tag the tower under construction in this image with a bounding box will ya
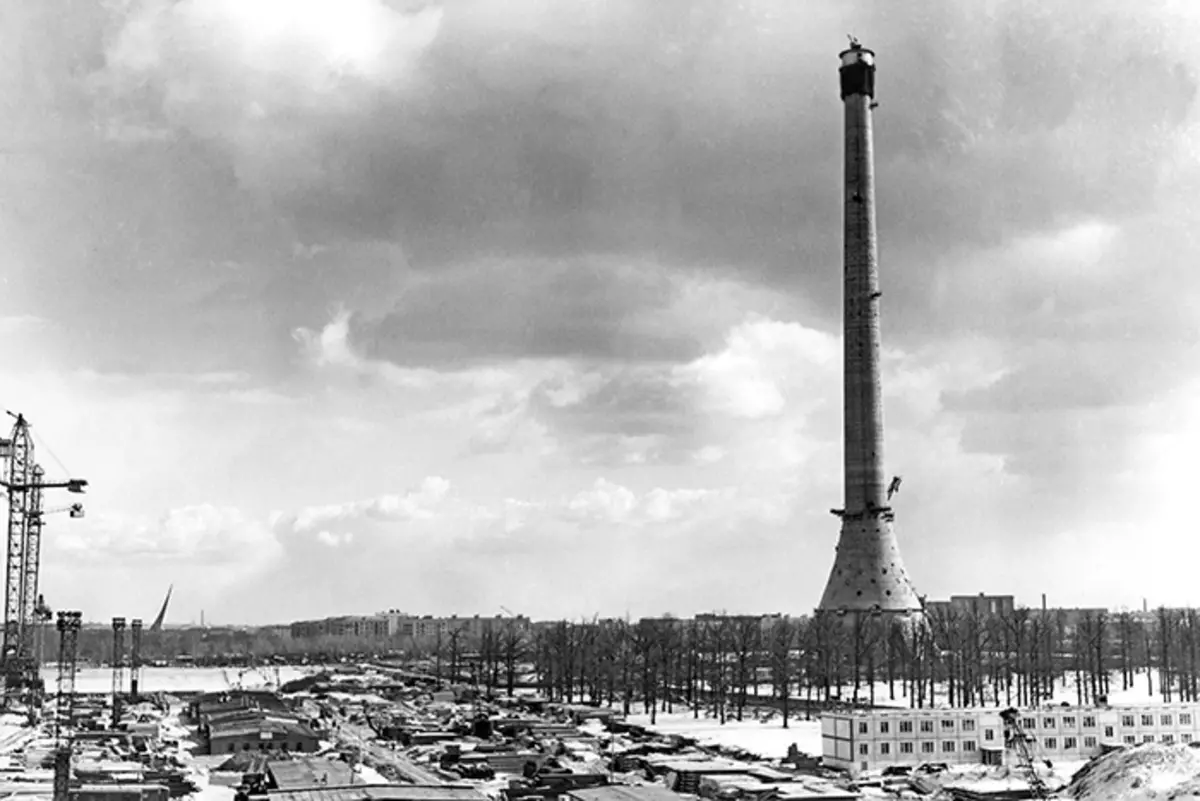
[817,40,924,621]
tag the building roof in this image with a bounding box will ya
[267,759,357,790]
[210,719,319,741]
[656,760,749,774]
[568,786,687,801]
[267,784,486,801]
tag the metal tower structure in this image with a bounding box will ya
[111,617,126,728]
[0,412,87,707]
[129,619,143,702]
[53,610,82,801]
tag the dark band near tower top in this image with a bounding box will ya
[839,38,876,100]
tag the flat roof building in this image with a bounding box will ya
[822,702,1200,777]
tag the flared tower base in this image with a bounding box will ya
[818,507,924,614]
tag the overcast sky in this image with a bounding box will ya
[2,0,1199,626]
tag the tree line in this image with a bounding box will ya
[48,607,1200,725]
[526,607,1200,726]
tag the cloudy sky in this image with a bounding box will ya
[2,0,1198,626]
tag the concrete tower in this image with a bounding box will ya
[817,41,924,620]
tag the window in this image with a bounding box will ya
[859,722,869,734]
[1043,717,1056,730]
[1142,715,1154,727]
[942,741,956,753]
[1105,726,1115,738]
[880,743,891,755]
[1162,715,1173,726]
[1165,734,1176,744]
[879,721,890,735]
[1184,733,1193,743]
[1084,736,1097,748]
[900,742,914,754]
[899,721,914,734]
[921,742,934,754]
[984,729,995,742]
[962,720,976,732]
[1121,715,1135,728]
[941,719,955,730]
[1044,737,1057,750]
[1124,735,1136,744]
[1062,716,1076,728]
[1183,714,1193,725]
[964,741,977,752]
[1083,716,1096,728]
[1143,735,1155,743]
[1023,717,1036,730]
[859,743,869,755]
[1064,737,1077,749]
[920,721,934,733]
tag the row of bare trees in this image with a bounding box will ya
[55,606,1200,721]
[524,607,1200,722]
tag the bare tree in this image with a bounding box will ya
[768,617,796,728]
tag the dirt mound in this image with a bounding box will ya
[1068,743,1200,800]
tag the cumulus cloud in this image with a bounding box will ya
[8,0,1200,617]
[272,475,452,544]
[53,504,279,566]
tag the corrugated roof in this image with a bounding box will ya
[568,786,686,801]
[267,783,486,801]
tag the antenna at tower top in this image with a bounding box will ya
[847,34,861,49]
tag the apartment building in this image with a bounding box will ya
[822,702,1200,776]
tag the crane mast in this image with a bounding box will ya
[111,617,126,728]
[0,412,88,711]
[1,415,34,700]
[54,610,82,801]
[1000,707,1050,799]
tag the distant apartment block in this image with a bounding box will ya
[289,611,530,646]
[924,594,1016,619]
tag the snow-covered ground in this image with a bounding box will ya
[40,665,313,695]
[624,711,821,759]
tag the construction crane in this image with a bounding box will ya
[129,619,143,702]
[53,610,82,801]
[1000,707,1051,799]
[111,617,126,728]
[0,412,88,708]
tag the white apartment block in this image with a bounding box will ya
[822,702,1200,776]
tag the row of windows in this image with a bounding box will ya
[859,741,981,756]
[860,719,981,735]
[858,711,1196,738]
[1118,714,1193,728]
[220,740,310,752]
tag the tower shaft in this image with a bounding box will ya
[843,87,885,515]
[818,42,922,618]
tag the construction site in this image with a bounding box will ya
[2,35,1197,801]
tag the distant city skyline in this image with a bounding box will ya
[4,2,1200,624]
